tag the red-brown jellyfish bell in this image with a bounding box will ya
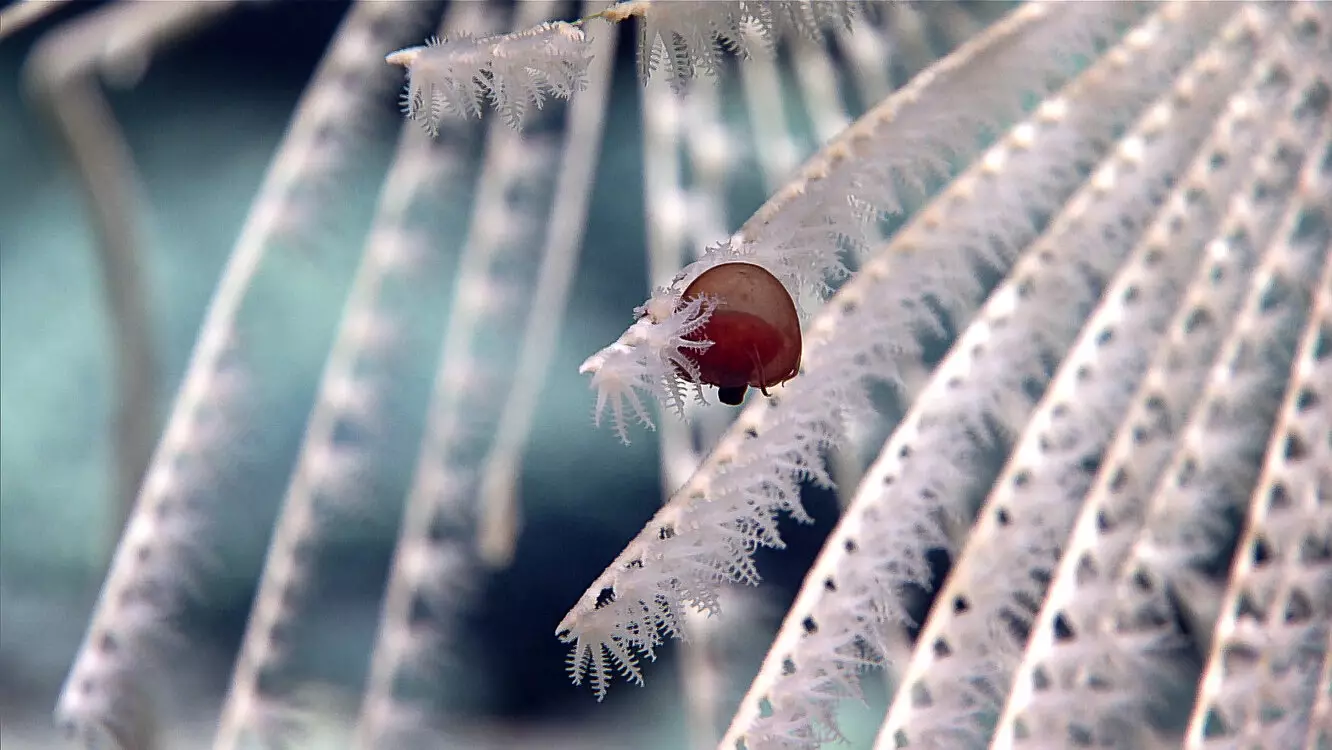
[677,261,802,405]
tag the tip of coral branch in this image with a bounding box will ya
[384,47,420,67]
[554,615,574,640]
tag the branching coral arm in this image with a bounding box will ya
[579,1,1146,444]
[558,0,1177,705]
[998,78,1332,746]
[1183,207,1332,749]
[724,6,1256,747]
[52,4,427,747]
[993,11,1331,746]
[878,9,1315,747]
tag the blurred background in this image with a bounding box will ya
[0,2,1005,747]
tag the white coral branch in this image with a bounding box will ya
[560,0,1149,706]
[387,20,593,130]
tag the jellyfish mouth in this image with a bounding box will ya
[672,309,801,407]
[717,386,748,405]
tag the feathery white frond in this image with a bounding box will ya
[560,1,1202,709]
[580,1,1145,444]
[389,20,593,131]
[995,15,1331,746]
[1185,242,1332,749]
[53,4,426,745]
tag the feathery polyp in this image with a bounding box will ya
[579,292,718,443]
[387,21,593,130]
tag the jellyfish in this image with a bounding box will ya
[678,261,802,405]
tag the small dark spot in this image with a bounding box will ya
[1132,568,1154,592]
[1269,481,1290,509]
[1109,467,1129,493]
[1184,307,1214,333]
[1284,431,1308,461]
[1176,456,1197,486]
[1285,590,1313,623]
[1253,535,1273,565]
[1053,613,1074,640]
